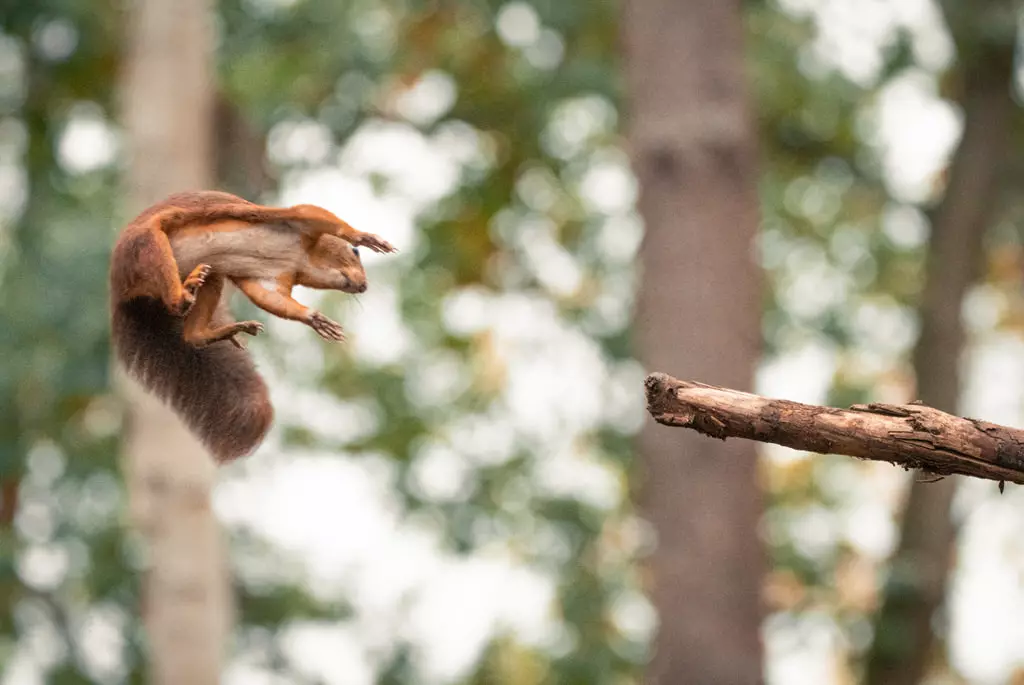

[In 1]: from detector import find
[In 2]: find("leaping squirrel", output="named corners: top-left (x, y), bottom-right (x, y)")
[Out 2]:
top-left (109, 190), bottom-right (396, 462)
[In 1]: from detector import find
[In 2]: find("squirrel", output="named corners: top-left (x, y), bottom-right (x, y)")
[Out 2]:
top-left (109, 190), bottom-right (396, 462)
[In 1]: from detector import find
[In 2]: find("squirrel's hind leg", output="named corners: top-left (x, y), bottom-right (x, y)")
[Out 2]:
top-left (183, 272), bottom-right (264, 347)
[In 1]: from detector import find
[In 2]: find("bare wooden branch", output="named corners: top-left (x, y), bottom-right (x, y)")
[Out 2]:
top-left (644, 373), bottom-right (1024, 485)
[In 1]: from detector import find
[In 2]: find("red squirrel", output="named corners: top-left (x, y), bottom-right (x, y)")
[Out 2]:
top-left (109, 190), bottom-right (396, 462)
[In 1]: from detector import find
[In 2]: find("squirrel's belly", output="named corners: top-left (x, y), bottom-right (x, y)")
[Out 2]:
top-left (170, 225), bottom-right (300, 280)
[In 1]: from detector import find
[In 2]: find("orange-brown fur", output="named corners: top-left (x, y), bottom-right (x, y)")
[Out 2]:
top-left (109, 190), bottom-right (396, 462)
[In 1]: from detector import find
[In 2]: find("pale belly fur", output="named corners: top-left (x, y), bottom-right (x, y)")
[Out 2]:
top-left (170, 224), bottom-right (303, 281)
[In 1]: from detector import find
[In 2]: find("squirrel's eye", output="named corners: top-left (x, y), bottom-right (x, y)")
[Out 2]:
top-left (352, 247), bottom-right (360, 258)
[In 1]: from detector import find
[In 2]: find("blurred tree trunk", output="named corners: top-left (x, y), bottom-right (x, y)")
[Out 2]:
top-left (864, 42), bottom-right (1016, 685)
top-left (623, 1), bottom-right (765, 682)
top-left (118, 0), bottom-right (232, 682)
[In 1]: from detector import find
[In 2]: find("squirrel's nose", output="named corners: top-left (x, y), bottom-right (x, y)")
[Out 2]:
top-left (355, 281), bottom-right (367, 293)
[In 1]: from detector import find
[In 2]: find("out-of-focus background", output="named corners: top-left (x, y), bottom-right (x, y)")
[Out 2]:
top-left (2, 0), bottom-right (1024, 683)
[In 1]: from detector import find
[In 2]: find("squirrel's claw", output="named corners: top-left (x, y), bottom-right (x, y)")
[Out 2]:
top-left (183, 263), bottom-right (213, 294)
top-left (228, 320), bottom-right (264, 349)
top-left (177, 263), bottom-right (213, 317)
top-left (308, 311), bottom-right (345, 342)
top-left (236, 320), bottom-right (265, 337)
top-left (356, 233), bottom-right (397, 254)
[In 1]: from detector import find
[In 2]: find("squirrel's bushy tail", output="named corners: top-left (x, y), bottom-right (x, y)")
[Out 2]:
top-left (111, 297), bottom-right (273, 462)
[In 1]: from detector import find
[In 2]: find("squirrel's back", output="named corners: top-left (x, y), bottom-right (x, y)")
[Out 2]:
top-left (110, 201), bottom-right (273, 462)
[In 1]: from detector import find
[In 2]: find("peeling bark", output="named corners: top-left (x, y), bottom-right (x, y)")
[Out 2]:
top-left (645, 373), bottom-right (1024, 484)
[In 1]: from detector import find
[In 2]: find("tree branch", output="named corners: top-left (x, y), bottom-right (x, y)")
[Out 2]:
top-left (644, 373), bottom-right (1024, 485)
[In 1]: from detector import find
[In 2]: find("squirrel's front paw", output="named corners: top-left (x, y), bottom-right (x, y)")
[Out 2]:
top-left (356, 233), bottom-right (397, 254)
top-left (308, 311), bottom-right (345, 342)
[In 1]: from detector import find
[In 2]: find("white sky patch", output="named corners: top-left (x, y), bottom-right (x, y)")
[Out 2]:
top-left (11, 599), bottom-right (67, 675)
top-left (216, 452), bottom-right (445, 618)
top-left (961, 333), bottom-right (1024, 426)
top-left (757, 338), bottom-right (838, 405)
top-left (33, 18), bottom-right (78, 62)
top-left (805, 0), bottom-right (900, 84)
top-left (868, 69), bottom-right (961, 203)
top-left (404, 558), bottom-right (556, 682)
top-left (222, 662), bottom-right (284, 685)
top-left (839, 499), bottom-right (897, 559)
top-left (781, 0), bottom-right (953, 83)
top-left (15, 544), bottom-right (68, 592)
top-left (594, 214), bottom-right (644, 266)
top-left (525, 29), bottom-right (565, 71)
top-left (408, 440), bottom-right (476, 503)
top-left (517, 216), bottom-right (583, 297)
top-left (395, 70), bottom-right (457, 127)
top-left (495, 2), bottom-right (541, 48)
top-left (271, 387), bottom-right (381, 445)
top-left (443, 410), bottom-right (519, 468)
top-left (57, 105), bottom-right (118, 174)
top-left (603, 359), bottom-right (647, 435)
top-left (404, 348), bottom-right (471, 411)
top-left (76, 604), bottom-right (127, 683)
top-left (542, 95), bottom-right (617, 161)
top-left (778, 248), bottom-right (853, 322)
top-left (849, 298), bottom-right (917, 357)
top-left (532, 439), bottom-right (622, 511)
top-left (345, 281), bottom-right (413, 366)
top-left (267, 117), bottom-right (333, 166)
top-left (765, 611), bottom-right (845, 685)
top-left (338, 119), bottom-right (463, 205)
top-left (962, 284), bottom-right (1008, 337)
top-left (880, 202), bottom-right (930, 250)
top-left (515, 165), bottom-right (561, 213)
top-left (489, 293), bottom-right (608, 443)
top-left (575, 153), bottom-right (638, 216)
top-left (279, 623), bottom-right (376, 685)
top-left (441, 285), bottom-right (494, 338)
top-left (241, 0), bottom-right (301, 17)
top-left (949, 489), bottom-right (1024, 682)
top-left (610, 589), bottom-right (657, 645)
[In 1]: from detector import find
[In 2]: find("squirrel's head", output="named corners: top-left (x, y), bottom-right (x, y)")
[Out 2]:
top-left (298, 234), bottom-right (368, 293)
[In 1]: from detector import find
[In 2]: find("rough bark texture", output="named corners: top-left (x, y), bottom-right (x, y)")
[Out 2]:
top-left (623, 1), bottom-right (765, 682)
top-left (646, 373), bottom-right (1024, 484)
top-left (864, 44), bottom-right (1017, 685)
top-left (119, 0), bottom-right (233, 682)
